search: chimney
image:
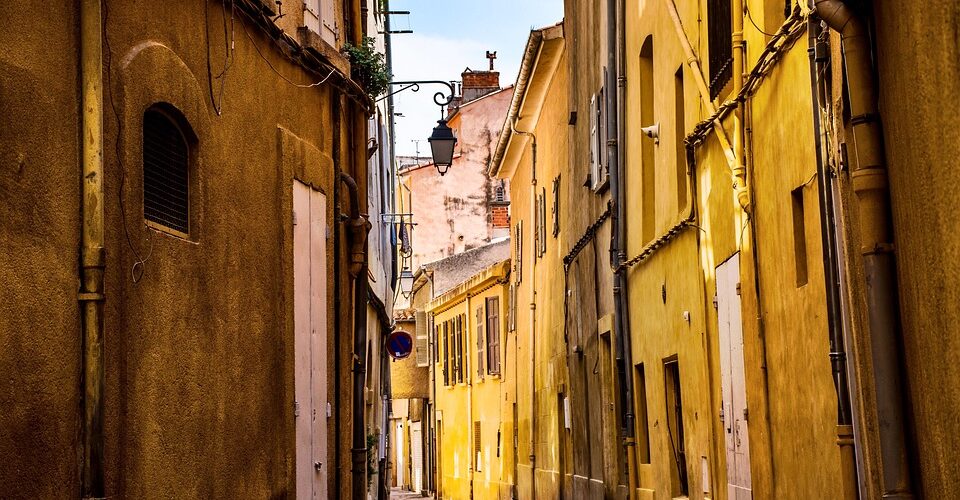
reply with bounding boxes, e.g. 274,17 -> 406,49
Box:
460,51 -> 500,102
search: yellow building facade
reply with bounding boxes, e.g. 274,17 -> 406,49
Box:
428,260 -> 516,499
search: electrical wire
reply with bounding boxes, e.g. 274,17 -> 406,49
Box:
239,18 -> 336,89
103,0 -> 154,284
745,4 -> 778,37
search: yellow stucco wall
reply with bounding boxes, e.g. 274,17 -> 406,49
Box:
428,261 -> 514,499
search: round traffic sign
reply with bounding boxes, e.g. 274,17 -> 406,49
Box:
386,330 -> 414,360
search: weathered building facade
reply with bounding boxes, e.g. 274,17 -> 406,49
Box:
0,0 -> 392,498
398,63 -> 512,272
427,259 -> 514,500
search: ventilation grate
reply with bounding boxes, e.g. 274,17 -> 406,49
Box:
143,110 -> 189,234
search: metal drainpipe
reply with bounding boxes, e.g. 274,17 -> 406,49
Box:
607,0 -> 638,495
80,0 -> 106,497
813,1 -> 914,498
731,0 -> 750,211
511,118 -> 536,500
466,292 -> 474,499
341,170 -> 372,500
807,16 -> 859,500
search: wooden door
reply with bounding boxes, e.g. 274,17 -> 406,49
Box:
717,253 -> 752,499
294,181 -> 328,500
411,421 -> 423,492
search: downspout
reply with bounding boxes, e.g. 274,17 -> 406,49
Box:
807,16 -> 859,500
80,0 -> 106,497
813,1 -> 914,498
663,0 -> 745,205
607,0 -> 638,496
341,170 -> 372,500
511,118 -> 536,500
731,0 -> 749,211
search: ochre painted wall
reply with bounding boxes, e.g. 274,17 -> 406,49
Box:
428,261 -> 513,500
0,1 -> 368,498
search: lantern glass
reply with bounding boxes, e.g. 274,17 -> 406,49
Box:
428,119 -> 457,174
399,268 -> 415,298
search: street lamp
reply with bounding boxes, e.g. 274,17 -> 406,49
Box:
429,118 -> 457,176
399,266 -> 415,298
380,80 -> 460,176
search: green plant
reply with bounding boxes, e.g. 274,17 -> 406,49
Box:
343,37 -> 390,99
366,432 -> 379,486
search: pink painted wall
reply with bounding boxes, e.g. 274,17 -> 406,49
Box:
401,88 -> 512,270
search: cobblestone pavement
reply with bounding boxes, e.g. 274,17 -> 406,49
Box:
389,487 -> 432,499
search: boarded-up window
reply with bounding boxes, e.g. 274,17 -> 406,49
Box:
476,306 -> 485,379
143,109 -> 190,235
486,297 -> 501,375
415,311 -> 429,367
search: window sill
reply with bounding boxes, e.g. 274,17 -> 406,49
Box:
296,27 -> 351,77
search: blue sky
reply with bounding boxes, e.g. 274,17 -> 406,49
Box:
387,0 -> 564,157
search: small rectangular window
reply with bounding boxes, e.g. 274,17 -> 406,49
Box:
589,87 -> 609,192
634,363 -> 652,464
664,358 -> 688,496
143,109 -> 190,235
792,186 -> 809,287
708,0 -> 733,99
675,66 -> 688,213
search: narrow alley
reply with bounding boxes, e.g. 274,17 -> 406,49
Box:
1,0 -> 959,499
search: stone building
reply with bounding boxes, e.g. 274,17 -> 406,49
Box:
0,1 -> 394,498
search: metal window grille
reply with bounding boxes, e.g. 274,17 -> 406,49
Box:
143,110 -> 189,234
707,0 -> 733,99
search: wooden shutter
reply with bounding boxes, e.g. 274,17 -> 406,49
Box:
589,92 -> 598,186
487,297 -> 501,375
514,221 -> 523,284
477,306 -> 485,379
320,0 -> 338,45
415,311 -> 429,367
442,320 -> 449,386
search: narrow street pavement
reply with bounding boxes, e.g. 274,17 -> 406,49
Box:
389,487 -> 433,499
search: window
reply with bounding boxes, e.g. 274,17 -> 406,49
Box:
675,66 -> 688,214
708,0 -> 733,99
639,37 -> 656,244
508,284 -> 517,332
552,175 -> 561,238
514,221 -> 523,284
415,311 -> 429,366
473,421 -> 482,472
486,297 -> 501,375
634,363 -> 651,464
442,320 -> 449,386
476,306 -> 485,379
589,87 -> 608,191
456,315 -> 465,384
494,183 -> 507,203
143,107 -> 191,235
534,190 -> 546,259
304,0 -> 338,45
664,358 -> 688,496
792,186 -> 809,287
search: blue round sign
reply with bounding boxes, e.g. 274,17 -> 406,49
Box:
387,330 -> 414,360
